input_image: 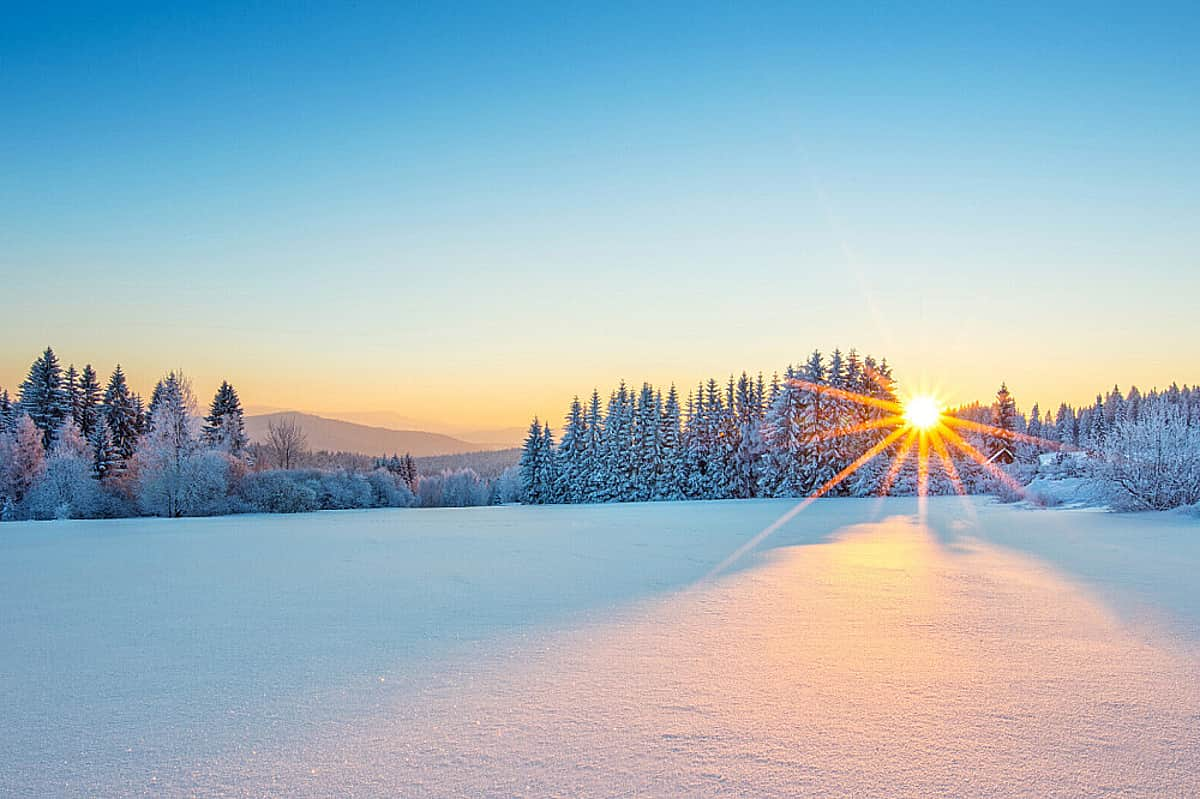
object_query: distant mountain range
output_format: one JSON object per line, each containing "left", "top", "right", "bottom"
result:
{"left": 244, "top": 412, "right": 510, "bottom": 457}
{"left": 244, "top": 406, "right": 526, "bottom": 449}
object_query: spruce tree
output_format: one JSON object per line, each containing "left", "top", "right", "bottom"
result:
{"left": 557, "top": 397, "right": 588, "bottom": 503}
{"left": 0, "top": 389, "right": 14, "bottom": 434}
{"left": 64, "top": 364, "right": 80, "bottom": 427}
{"left": 989, "top": 383, "right": 1018, "bottom": 457}
{"left": 76, "top": 365, "right": 102, "bottom": 439}
{"left": 102, "top": 365, "right": 140, "bottom": 465}
{"left": 519, "top": 418, "right": 545, "bottom": 503}
{"left": 18, "top": 347, "right": 70, "bottom": 451}
{"left": 89, "top": 418, "right": 117, "bottom": 481}
{"left": 202, "top": 381, "right": 248, "bottom": 454}
{"left": 584, "top": 389, "right": 604, "bottom": 503}
{"left": 657, "top": 384, "right": 685, "bottom": 500}
{"left": 538, "top": 424, "right": 560, "bottom": 503}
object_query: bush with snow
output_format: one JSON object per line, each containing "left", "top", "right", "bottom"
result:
{"left": 1096, "top": 402, "right": 1200, "bottom": 511}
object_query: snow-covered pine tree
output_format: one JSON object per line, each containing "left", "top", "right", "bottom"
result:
{"left": 632, "top": 383, "right": 660, "bottom": 501}
{"left": 712, "top": 377, "right": 740, "bottom": 499}
{"left": 202, "top": 381, "right": 248, "bottom": 454}
{"left": 89, "top": 418, "right": 117, "bottom": 481}
{"left": 1126, "top": 386, "right": 1142, "bottom": 424}
{"left": 401, "top": 454, "right": 418, "bottom": 493}
{"left": 656, "top": 384, "right": 685, "bottom": 500}
{"left": 989, "top": 383, "right": 1018, "bottom": 457}
{"left": 759, "top": 365, "right": 805, "bottom": 497}
{"left": 584, "top": 389, "right": 604, "bottom": 502}
{"left": 797, "top": 350, "right": 831, "bottom": 493}
{"left": 519, "top": 418, "right": 544, "bottom": 504}
{"left": 733, "top": 372, "right": 763, "bottom": 498}
{"left": 538, "top": 423, "right": 560, "bottom": 503}
{"left": 0, "top": 389, "right": 15, "bottom": 434}
{"left": 76, "top": 365, "right": 102, "bottom": 439}
{"left": 1023, "top": 402, "right": 1043, "bottom": 462}
{"left": 1105, "top": 385, "right": 1125, "bottom": 428}
{"left": 557, "top": 396, "right": 588, "bottom": 503}
{"left": 1088, "top": 394, "right": 1106, "bottom": 449}
{"left": 603, "top": 382, "right": 634, "bottom": 501}
{"left": 102, "top": 365, "right": 140, "bottom": 466}
{"left": 17, "top": 347, "right": 70, "bottom": 451}
{"left": 64, "top": 365, "right": 80, "bottom": 429}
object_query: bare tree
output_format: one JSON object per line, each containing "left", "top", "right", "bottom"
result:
{"left": 266, "top": 417, "right": 308, "bottom": 470}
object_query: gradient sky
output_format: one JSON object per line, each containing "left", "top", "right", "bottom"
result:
{"left": 2, "top": 2, "right": 1197, "bottom": 430}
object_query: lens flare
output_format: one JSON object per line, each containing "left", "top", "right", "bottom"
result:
{"left": 711, "top": 375, "right": 1084, "bottom": 578}
{"left": 903, "top": 395, "right": 941, "bottom": 431}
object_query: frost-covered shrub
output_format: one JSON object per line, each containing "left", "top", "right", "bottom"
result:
{"left": 25, "top": 452, "right": 103, "bottom": 520}
{"left": 137, "top": 448, "right": 231, "bottom": 517}
{"left": 238, "top": 470, "right": 320, "bottom": 513}
{"left": 309, "top": 470, "right": 374, "bottom": 510}
{"left": 365, "top": 468, "right": 416, "bottom": 508}
{"left": 423, "top": 468, "right": 489, "bottom": 507}
{"left": 491, "top": 465, "right": 524, "bottom": 504}
{"left": 1097, "top": 403, "right": 1200, "bottom": 511}
{"left": 416, "top": 473, "right": 443, "bottom": 507}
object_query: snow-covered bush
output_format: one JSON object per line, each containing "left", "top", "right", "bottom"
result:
{"left": 137, "top": 448, "right": 232, "bottom": 518}
{"left": 239, "top": 470, "right": 320, "bottom": 513}
{"left": 25, "top": 428, "right": 103, "bottom": 520}
{"left": 1, "top": 415, "right": 46, "bottom": 509}
{"left": 1096, "top": 402, "right": 1200, "bottom": 511}
{"left": 364, "top": 468, "right": 417, "bottom": 508}
{"left": 490, "top": 465, "right": 524, "bottom": 504}
{"left": 416, "top": 468, "right": 490, "bottom": 508}
{"left": 439, "top": 468, "right": 490, "bottom": 507}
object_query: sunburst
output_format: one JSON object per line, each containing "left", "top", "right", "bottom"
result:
{"left": 709, "top": 376, "right": 1075, "bottom": 577}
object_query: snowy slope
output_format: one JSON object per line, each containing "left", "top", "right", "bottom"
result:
{"left": 1, "top": 499, "right": 1197, "bottom": 796}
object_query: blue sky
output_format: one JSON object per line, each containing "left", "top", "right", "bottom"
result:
{"left": 2, "top": 2, "right": 1197, "bottom": 426}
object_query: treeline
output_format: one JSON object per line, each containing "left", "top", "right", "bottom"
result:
{"left": 0, "top": 347, "right": 507, "bottom": 520}
{"left": 518, "top": 350, "right": 915, "bottom": 504}
{"left": 519, "top": 352, "right": 1200, "bottom": 512}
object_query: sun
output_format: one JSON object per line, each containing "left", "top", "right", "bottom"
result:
{"left": 903, "top": 395, "right": 942, "bottom": 431}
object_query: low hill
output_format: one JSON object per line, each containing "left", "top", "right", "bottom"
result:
{"left": 244, "top": 412, "right": 493, "bottom": 457}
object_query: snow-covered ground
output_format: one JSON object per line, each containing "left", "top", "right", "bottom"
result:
{"left": 2, "top": 498, "right": 1198, "bottom": 797}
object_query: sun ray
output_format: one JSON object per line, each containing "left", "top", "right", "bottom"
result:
{"left": 942, "top": 415, "right": 1073, "bottom": 453}
{"left": 940, "top": 425, "right": 1029, "bottom": 500}
{"left": 930, "top": 427, "right": 981, "bottom": 523}
{"left": 785, "top": 378, "right": 904, "bottom": 415}
{"left": 917, "top": 430, "right": 931, "bottom": 518}
{"left": 928, "top": 428, "right": 966, "bottom": 497}
{"left": 809, "top": 415, "right": 905, "bottom": 443}
{"left": 878, "top": 430, "right": 917, "bottom": 497}
{"left": 706, "top": 426, "right": 909, "bottom": 578}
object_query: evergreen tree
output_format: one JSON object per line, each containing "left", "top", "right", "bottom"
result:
{"left": 202, "top": 381, "right": 248, "bottom": 454}
{"left": 519, "top": 418, "right": 546, "bottom": 504}
{"left": 657, "top": 384, "right": 685, "bottom": 500}
{"left": 17, "top": 347, "right": 70, "bottom": 451}
{"left": 89, "top": 418, "right": 117, "bottom": 481}
{"left": 76, "top": 365, "right": 102, "bottom": 439}
{"left": 557, "top": 397, "right": 589, "bottom": 503}
{"left": 632, "top": 383, "right": 660, "bottom": 501}
{"left": 102, "top": 365, "right": 140, "bottom": 465}
{"left": 0, "top": 389, "right": 15, "bottom": 434}
{"left": 538, "top": 424, "right": 560, "bottom": 503}
{"left": 759, "top": 366, "right": 806, "bottom": 497}
{"left": 733, "top": 372, "right": 763, "bottom": 498}
{"left": 400, "top": 453, "right": 419, "bottom": 493}
{"left": 64, "top": 364, "right": 80, "bottom": 428}
{"left": 989, "top": 382, "right": 1018, "bottom": 456}
{"left": 584, "top": 389, "right": 604, "bottom": 502}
